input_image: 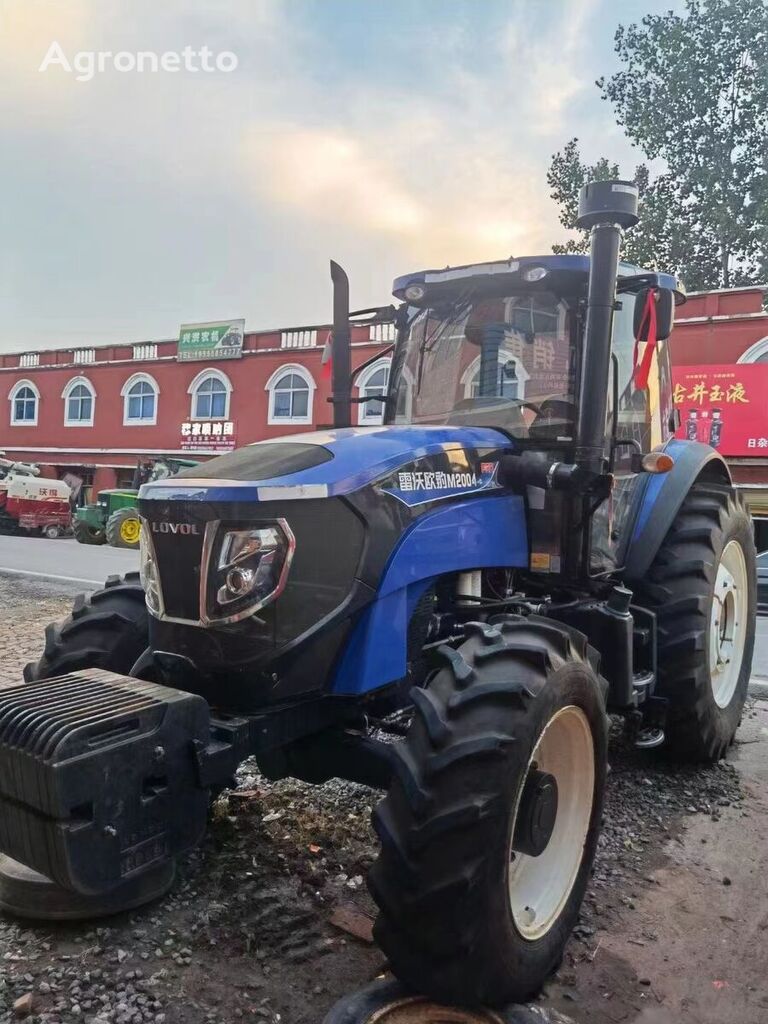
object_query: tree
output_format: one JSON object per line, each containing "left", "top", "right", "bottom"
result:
{"left": 548, "top": 0, "right": 768, "bottom": 290}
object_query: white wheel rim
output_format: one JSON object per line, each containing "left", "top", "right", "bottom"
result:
{"left": 508, "top": 705, "right": 595, "bottom": 941}
{"left": 710, "top": 539, "right": 748, "bottom": 709}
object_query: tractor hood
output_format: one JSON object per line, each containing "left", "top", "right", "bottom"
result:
{"left": 138, "top": 425, "right": 513, "bottom": 504}
{"left": 135, "top": 424, "right": 524, "bottom": 708}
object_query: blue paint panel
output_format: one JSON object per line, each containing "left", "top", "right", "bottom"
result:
{"left": 331, "top": 494, "right": 528, "bottom": 695}
{"left": 630, "top": 438, "right": 688, "bottom": 542}
{"left": 140, "top": 425, "right": 512, "bottom": 504}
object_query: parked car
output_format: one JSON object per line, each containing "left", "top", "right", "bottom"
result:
{"left": 758, "top": 550, "right": 768, "bottom": 612}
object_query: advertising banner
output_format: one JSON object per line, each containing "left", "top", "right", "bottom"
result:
{"left": 672, "top": 363, "right": 768, "bottom": 456}
{"left": 180, "top": 420, "right": 237, "bottom": 453}
{"left": 178, "top": 319, "right": 245, "bottom": 361}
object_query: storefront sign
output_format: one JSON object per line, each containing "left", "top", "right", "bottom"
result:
{"left": 177, "top": 319, "right": 245, "bottom": 361}
{"left": 672, "top": 363, "right": 768, "bottom": 456}
{"left": 180, "top": 420, "right": 237, "bottom": 453}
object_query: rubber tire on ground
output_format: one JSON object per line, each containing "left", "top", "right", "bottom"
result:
{"left": 368, "top": 615, "right": 608, "bottom": 1008}
{"left": 634, "top": 481, "right": 756, "bottom": 762}
{"left": 106, "top": 507, "right": 142, "bottom": 549}
{"left": 41, "top": 524, "right": 62, "bottom": 540}
{"left": 321, "top": 978, "right": 546, "bottom": 1024}
{"left": 0, "top": 855, "right": 175, "bottom": 922}
{"left": 73, "top": 517, "right": 106, "bottom": 545}
{"left": 24, "top": 572, "right": 149, "bottom": 682}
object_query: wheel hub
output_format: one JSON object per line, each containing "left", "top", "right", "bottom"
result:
{"left": 709, "top": 539, "right": 748, "bottom": 709}
{"left": 121, "top": 518, "right": 140, "bottom": 544}
{"left": 507, "top": 704, "right": 595, "bottom": 941}
{"left": 511, "top": 769, "right": 558, "bottom": 857}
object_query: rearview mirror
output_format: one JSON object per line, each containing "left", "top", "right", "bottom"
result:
{"left": 633, "top": 287, "right": 675, "bottom": 342}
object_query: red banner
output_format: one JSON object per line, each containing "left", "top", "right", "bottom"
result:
{"left": 672, "top": 363, "right": 768, "bottom": 456}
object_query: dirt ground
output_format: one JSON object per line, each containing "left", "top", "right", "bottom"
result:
{"left": 0, "top": 574, "right": 767, "bottom": 1024}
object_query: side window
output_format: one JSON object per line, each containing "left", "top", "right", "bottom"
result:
{"left": 610, "top": 295, "right": 667, "bottom": 456}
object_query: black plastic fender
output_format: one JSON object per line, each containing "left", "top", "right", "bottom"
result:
{"left": 321, "top": 979, "right": 575, "bottom": 1024}
{"left": 623, "top": 440, "right": 731, "bottom": 583}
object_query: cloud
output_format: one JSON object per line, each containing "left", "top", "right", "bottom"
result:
{"left": 0, "top": 0, "right": 650, "bottom": 350}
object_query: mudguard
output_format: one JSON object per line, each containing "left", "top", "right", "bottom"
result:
{"left": 623, "top": 439, "right": 731, "bottom": 582}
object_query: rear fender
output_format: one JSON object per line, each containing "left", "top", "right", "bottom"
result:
{"left": 623, "top": 439, "right": 731, "bottom": 583}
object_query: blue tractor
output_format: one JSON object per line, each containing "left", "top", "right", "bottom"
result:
{"left": 14, "top": 182, "right": 756, "bottom": 1006}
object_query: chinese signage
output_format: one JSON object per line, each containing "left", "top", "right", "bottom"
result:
{"left": 177, "top": 319, "right": 245, "bottom": 362}
{"left": 180, "top": 420, "right": 237, "bottom": 453}
{"left": 672, "top": 363, "right": 768, "bottom": 456}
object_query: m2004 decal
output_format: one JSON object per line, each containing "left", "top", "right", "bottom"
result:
{"left": 378, "top": 450, "right": 502, "bottom": 507}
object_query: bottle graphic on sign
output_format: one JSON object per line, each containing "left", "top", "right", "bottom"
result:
{"left": 698, "top": 409, "right": 710, "bottom": 444}
{"left": 709, "top": 408, "right": 723, "bottom": 448}
{"left": 685, "top": 409, "right": 698, "bottom": 440}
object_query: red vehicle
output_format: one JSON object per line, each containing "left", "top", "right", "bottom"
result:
{"left": 0, "top": 457, "right": 71, "bottom": 538}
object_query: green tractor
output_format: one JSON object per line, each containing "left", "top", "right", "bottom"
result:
{"left": 73, "top": 458, "right": 198, "bottom": 549}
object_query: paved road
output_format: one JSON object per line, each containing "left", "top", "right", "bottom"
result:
{"left": 0, "top": 534, "right": 137, "bottom": 587}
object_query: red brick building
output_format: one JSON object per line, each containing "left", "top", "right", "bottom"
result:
{"left": 0, "top": 321, "right": 394, "bottom": 501}
{"left": 3, "top": 286, "right": 767, "bottom": 532}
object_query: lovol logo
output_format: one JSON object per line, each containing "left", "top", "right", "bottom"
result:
{"left": 151, "top": 521, "right": 200, "bottom": 536}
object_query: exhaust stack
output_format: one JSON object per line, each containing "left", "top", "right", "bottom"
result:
{"left": 574, "top": 180, "right": 639, "bottom": 474}
{"left": 330, "top": 260, "right": 352, "bottom": 429}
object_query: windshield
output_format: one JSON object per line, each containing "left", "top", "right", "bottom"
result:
{"left": 388, "top": 290, "right": 579, "bottom": 440}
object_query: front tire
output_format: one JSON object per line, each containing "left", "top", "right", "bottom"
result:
{"left": 73, "top": 518, "right": 106, "bottom": 545}
{"left": 24, "top": 573, "right": 149, "bottom": 682}
{"left": 368, "top": 616, "right": 608, "bottom": 1007}
{"left": 106, "top": 508, "right": 141, "bottom": 549}
{"left": 635, "top": 482, "right": 756, "bottom": 761}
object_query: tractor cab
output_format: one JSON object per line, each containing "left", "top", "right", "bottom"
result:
{"left": 378, "top": 254, "right": 684, "bottom": 579}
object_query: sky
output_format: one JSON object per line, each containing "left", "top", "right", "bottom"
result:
{"left": 0, "top": 0, "right": 682, "bottom": 352}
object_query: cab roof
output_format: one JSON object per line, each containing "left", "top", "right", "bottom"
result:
{"left": 392, "top": 254, "right": 685, "bottom": 305}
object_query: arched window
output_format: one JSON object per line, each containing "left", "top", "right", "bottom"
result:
{"left": 461, "top": 352, "right": 530, "bottom": 400}
{"left": 62, "top": 376, "right": 96, "bottom": 426}
{"left": 356, "top": 358, "right": 391, "bottom": 425}
{"left": 9, "top": 380, "right": 40, "bottom": 426}
{"left": 187, "top": 369, "right": 232, "bottom": 420}
{"left": 737, "top": 336, "right": 768, "bottom": 364}
{"left": 266, "top": 365, "right": 315, "bottom": 425}
{"left": 121, "top": 373, "right": 159, "bottom": 425}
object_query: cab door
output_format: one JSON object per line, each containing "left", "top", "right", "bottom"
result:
{"left": 590, "top": 291, "right": 675, "bottom": 574}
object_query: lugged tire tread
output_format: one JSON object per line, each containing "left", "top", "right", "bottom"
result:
{"left": 369, "top": 614, "right": 607, "bottom": 1006}
{"left": 23, "top": 574, "right": 149, "bottom": 683}
{"left": 633, "top": 481, "right": 756, "bottom": 761}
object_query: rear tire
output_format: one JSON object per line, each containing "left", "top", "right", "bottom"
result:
{"left": 368, "top": 615, "right": 608, "bottom": 1007}
{"left": 73, "top": 518, "right": 106, "bottom": 545}
{"left": 24, "top": 573, "right": 149, "bottom": 682}
{"left": 635, "top": 482, "right": 756, "bottom": 762}
{"left": 41, "top": 524, "right": 62, "bottom": 540}
{"left": 106, "top": 508, "right": 141, "bottom": 549}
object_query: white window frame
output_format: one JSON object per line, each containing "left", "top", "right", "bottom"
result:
{"left": 9, "top": 379, "right": 40, "bottom": 427}
{"left": 265, "top": 364, "right": 316, "bottom": 426}
{"left": 121, "top": 372, "right": 160, "bottom": 426}
{"left": 355, "top": 357, "right": 391, "bottom": 425}
{"left": 460, "top": 349, "right": 530, "bottom": 400}
{"left": 187, "top": 368, "right": 232, "bottom": 421}
{"left": 62, "top": 376, "right": 96, "bottom": 427}
{"left": 737, "top": 336, "right": 768, "bottom": 363}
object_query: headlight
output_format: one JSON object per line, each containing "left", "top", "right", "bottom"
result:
{"left": 206, "top": 521, "right": 295, "bottom": 624}
{"left": 522, "top": 265, "right": 548, "bottom": 282}
{"left": 139, "top": 520, "right": 163, "bottom": 617}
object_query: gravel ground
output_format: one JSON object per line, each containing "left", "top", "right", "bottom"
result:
{"left": 0, "top": 574, "right": 754, "bottom": 1024}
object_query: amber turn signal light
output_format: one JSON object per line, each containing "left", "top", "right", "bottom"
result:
{"left": 641, "top": 452, "right": 674, "bottom": 474}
